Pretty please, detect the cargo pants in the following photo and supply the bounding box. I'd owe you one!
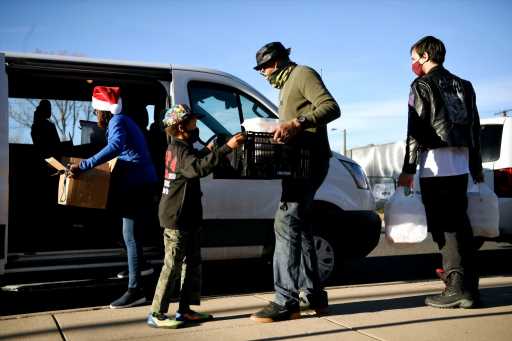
[151,228,202,314]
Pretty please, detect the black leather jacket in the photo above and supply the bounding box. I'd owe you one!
[402,66,483,178]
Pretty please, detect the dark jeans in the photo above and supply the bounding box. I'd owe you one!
[273,159,329,309]
[420,174,478,287]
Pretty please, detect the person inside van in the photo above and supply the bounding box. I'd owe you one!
[69,86,157,309]
[147,104,245,329]
[31,99,61,157]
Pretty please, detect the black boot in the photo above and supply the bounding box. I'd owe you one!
[425,272,474,309]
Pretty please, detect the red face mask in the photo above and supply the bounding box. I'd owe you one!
[412,60,425,77]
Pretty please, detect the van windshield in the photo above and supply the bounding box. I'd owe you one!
[480,124,503,162]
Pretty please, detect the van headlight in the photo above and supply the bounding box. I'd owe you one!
[338,160,370,190]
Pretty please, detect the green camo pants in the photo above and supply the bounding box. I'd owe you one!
[151,228,202,314]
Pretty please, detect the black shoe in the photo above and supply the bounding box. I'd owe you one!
[117,265,154,279]
[110,288,147,309]
[299,291,329,315]
[425,272,474,309]
[250,302,301,323]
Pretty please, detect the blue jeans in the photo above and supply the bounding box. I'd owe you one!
[117,185,155,289]
[123,216,144,289]
[273,159,329,308]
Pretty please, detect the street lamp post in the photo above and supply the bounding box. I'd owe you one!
[330,127,347,156]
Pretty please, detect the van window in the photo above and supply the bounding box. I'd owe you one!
[197,120,216,143]
[239,93,274,121]
[480,124,503,162]
[8,98,94,145]
[189,83,241,135]
[188,82,276,138]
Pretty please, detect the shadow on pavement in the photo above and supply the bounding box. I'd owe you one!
[247,311,512,341]
[328,285,512,315]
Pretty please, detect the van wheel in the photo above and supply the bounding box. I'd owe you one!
[313,234,336,283]
[312,203,343,283]
[311,201,381,282]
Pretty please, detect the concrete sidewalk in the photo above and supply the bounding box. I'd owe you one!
[1,275,511,341]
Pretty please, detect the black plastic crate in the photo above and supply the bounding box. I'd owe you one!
[232,132,312,179]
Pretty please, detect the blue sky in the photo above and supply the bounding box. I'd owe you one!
[1,0,511,152]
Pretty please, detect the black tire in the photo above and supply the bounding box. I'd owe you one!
[312,201,382,282]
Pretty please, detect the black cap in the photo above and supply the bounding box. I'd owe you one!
[253,42,291,70]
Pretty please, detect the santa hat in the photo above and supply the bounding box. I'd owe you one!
[92,86,122,114]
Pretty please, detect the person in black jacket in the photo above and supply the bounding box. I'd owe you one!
[398,36,484,309]
[147,104,245,329]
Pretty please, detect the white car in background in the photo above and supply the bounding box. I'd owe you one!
[480,114,512,239]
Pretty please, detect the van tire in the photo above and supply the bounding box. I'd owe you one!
[312,201,381,282]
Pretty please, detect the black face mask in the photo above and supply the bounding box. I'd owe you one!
[187,128,200,143]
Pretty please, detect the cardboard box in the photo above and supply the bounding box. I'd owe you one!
[46,157,117,209]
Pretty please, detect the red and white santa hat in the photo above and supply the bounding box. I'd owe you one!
[91,86,123,114]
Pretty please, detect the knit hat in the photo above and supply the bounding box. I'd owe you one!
[162,104,203,128]
[92,86,123,114]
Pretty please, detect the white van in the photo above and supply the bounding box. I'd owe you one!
[480,115,512,238]
[0,52,381,285]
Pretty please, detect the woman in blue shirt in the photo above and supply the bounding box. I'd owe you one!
[70,86,157,308]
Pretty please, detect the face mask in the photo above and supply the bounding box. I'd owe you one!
[186,128,200,143]
[412,60,425,77]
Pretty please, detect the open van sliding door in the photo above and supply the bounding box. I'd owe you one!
[0,53,8,275]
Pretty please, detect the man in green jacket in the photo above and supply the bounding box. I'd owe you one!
[250,42,341,322]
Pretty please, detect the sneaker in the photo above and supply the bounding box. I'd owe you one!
[175,310,213,322]
[147,313,184,329]
[117,265,154,279]
[110,289,147,309]
[250,302,301,323]
[299,292,329,315]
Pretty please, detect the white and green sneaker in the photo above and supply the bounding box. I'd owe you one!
[147,313,184,329]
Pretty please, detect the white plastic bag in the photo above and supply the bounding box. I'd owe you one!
[467,183,500,238]
[384,187,428,244]
[241,118,280,133]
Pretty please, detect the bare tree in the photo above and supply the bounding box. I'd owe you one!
[8,49,94,144]
[8,98,93,143]
[8,99,37,129]
[52,100,93,141]
[33,48,86,58]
